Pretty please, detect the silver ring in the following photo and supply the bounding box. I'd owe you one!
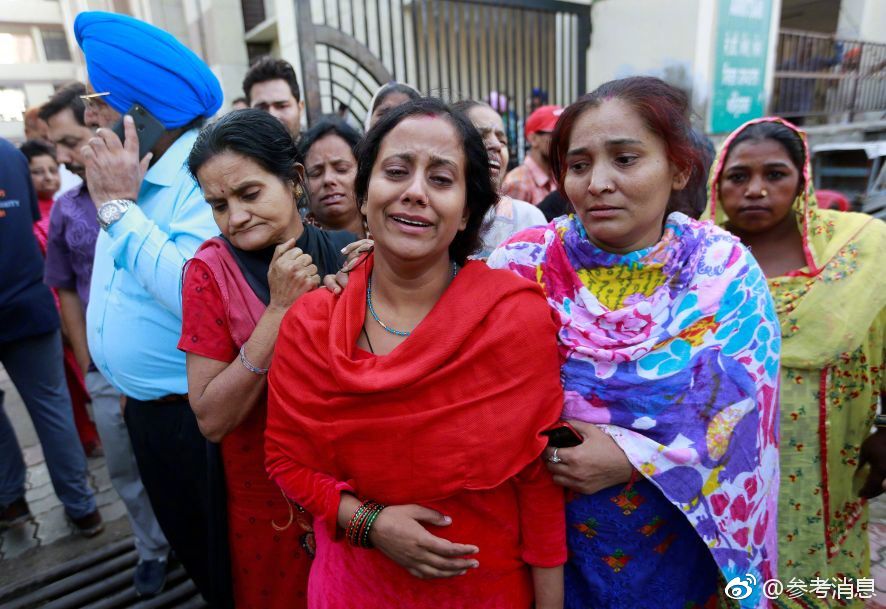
[548,448,563,464]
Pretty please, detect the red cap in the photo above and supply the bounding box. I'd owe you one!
[525,105,563,137]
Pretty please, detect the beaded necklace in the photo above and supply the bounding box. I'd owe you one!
[366,262,459,337]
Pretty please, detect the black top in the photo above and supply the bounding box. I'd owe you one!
[221,224,357,305]
[538,190,572,222]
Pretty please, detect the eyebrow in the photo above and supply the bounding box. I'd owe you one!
[429,155,459,170]
[308,156,352,169]
[566,137,645,157]
[725,161,793,170]
[205,179,263,201]
[254,99,291,106]
[606,138,643,147]
[382,152,458,170]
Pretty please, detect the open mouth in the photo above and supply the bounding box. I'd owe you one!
[390,214,433,228]
[321,192,346,204]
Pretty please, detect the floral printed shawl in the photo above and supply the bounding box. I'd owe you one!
[488,212,781,607]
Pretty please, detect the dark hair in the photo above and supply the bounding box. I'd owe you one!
[726,121,806,189]
[188,108,301,187]
[371,83,421,113]
[243,56,301,103]
[450,99,491,115]
[231,96,248,106]
[297,117,362,162]
[354,97,497,265]
[669,129,716,219]
[20,139,57,163]
[550,76,703,217]
[38,81,87,126]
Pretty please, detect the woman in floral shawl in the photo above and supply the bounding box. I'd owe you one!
[706,116,886,609]
[488,76,781,609]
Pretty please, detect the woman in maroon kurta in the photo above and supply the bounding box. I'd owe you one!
[179,110,358,608]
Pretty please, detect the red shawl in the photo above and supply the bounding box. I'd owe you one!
[191,237,265,347]
[265,254,563,509]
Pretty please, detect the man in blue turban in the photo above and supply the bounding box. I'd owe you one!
[74,11,228,604]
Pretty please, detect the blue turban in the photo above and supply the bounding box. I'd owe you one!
[74,11,223,128]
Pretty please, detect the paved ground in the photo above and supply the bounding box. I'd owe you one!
[0,367,133,585]
[0,365,884,605]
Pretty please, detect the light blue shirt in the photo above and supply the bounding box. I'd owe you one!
[86,129,216,400]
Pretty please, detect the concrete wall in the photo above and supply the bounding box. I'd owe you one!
[838,0,886,44]
[587,0,706,115]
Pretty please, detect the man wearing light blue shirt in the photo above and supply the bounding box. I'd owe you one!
[75,11,227,603]
[86,127,213,399]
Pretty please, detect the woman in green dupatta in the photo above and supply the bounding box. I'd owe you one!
[706,117,886,608]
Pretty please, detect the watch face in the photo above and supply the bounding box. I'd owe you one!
[100,203,119,224]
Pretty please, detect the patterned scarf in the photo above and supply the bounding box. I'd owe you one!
[488,212,780,607]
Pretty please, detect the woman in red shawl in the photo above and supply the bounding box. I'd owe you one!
[265,98,566,609]
[179,110,361,608]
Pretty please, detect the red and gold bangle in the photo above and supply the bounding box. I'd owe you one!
[346,501,373,545]
[346,499,385,548]
[360,504,385,548]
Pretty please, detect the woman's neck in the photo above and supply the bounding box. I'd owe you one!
[370,252,454,318]
[281,215,306,244]
[332,214,366,239]
[727,211,806,277]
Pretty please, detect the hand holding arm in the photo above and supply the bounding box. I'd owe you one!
[335,496,479,580]
[323,239,374,295]
[544,419,634,494]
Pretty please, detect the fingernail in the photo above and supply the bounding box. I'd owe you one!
[472,561,479,568]
[340,247,347,253]
[441,515,452,524]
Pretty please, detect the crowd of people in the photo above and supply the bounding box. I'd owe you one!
[0,9,884,609]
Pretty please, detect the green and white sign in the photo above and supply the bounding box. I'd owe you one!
[710,0,773,133]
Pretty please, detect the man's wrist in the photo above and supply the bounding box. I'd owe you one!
[97,199,135,230]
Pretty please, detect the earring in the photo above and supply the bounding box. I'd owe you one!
[294,184,303,199]
[761,189,769,197]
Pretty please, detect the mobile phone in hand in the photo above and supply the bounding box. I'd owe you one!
[111,103,165,160]
[542,422,584,448]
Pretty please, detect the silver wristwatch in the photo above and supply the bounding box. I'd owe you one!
[97,199,134,230]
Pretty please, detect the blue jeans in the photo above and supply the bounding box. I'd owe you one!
[0,331,96,518]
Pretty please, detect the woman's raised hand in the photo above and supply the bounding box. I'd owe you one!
[543,419,634,495]
[323,238,375,295]
[369,504,480,580]
[268,238,321,310]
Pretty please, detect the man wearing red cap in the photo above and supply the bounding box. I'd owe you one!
[501,105,562,205]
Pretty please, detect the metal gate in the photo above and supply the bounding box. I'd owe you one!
[295,0,590,162]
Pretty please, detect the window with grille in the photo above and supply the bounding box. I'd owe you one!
[41,27,71,61]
